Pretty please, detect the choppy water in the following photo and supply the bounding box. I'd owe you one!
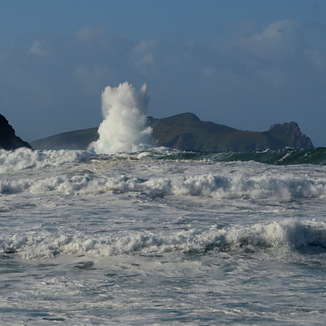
[1,147,326,325]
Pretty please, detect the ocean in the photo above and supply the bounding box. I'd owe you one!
[1,147,326,325]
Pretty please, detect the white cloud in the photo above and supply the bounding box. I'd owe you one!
[248,20,303,60]
[28,40,49,57]
[304,48,325,71]
[130,40,158,76]
[225,20,304,66]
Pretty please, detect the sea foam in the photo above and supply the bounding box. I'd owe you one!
[1,220,326,259]
[1,154,326,200]
[0,148,90,173]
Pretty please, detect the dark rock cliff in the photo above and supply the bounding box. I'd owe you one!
[265,122,314,150]
[0,114,32,150]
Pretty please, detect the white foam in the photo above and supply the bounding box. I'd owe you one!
[89,82,153,154]
[1,155,326,201]
[0,148,91,173]
[2,220,326,259]
[2,148,326,325]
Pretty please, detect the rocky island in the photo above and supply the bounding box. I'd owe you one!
[149,113,314,152]
[0,114,32,150]
[30,113,314,152]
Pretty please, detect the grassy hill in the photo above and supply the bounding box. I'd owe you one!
[30,113,314,152]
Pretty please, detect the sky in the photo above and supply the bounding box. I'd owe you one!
[0,0,325,146]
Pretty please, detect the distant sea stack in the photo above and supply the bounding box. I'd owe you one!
[0,114,32,150]
[30,112,314,152]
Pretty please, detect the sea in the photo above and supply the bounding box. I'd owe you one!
[1,146,326,325]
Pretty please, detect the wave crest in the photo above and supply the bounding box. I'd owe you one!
[1,220,326,259]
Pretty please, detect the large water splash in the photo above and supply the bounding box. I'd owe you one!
[89,82,153,154]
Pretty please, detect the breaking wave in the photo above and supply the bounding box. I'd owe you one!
[0,148,91,173]
[1,148,326,201]
[1,220,326,259]
[1,166,325,202]
[2,146,326,174]
[158,147,326,165]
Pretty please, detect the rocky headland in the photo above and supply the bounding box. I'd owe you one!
[0,114,32,150]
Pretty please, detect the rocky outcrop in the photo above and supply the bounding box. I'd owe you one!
[265,122,314,150]
[149,113,314,152]
[0,114,32,150]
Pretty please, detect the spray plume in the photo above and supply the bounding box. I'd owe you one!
[89,82,153,154]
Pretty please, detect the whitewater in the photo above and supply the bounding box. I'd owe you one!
[1,147,326,325]
[2,82,326,325]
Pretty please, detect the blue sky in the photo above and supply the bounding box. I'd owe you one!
[0,0,325,146]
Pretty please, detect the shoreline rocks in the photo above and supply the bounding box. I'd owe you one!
[0,114,32,150]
